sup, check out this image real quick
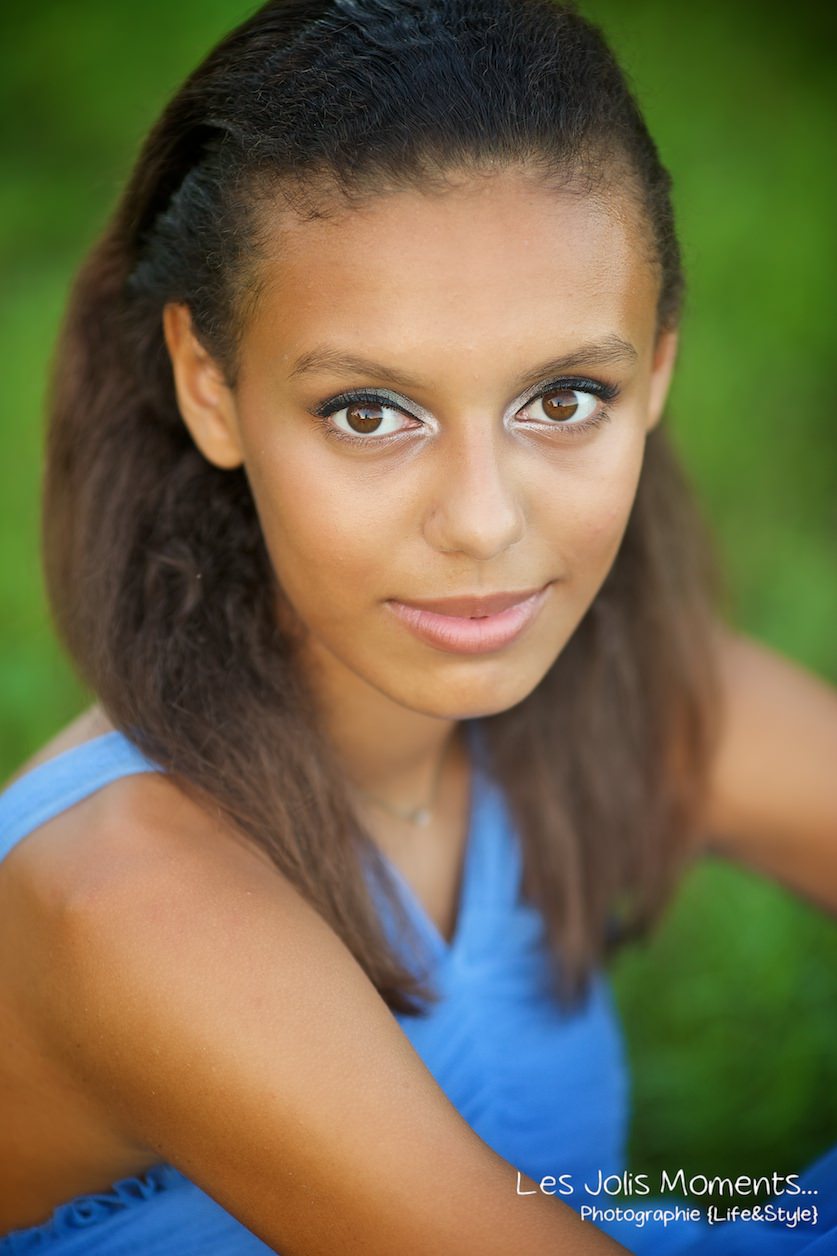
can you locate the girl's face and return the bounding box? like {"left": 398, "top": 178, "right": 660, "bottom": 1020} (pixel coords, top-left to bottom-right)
{"left": 165, "top": 169, "right": 678, "bottom": 722}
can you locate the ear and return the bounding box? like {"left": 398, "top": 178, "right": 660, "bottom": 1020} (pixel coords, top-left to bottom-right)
{"left": 162, "top": 302, "right": 245, "bottom": 469}
{"left": 644, "top": 326, "right": 680, "bottom": 433}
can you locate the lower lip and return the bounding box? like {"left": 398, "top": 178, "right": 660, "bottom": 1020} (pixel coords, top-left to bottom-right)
{"left": 385, "top": 584, "right": 552, "bottom": 655}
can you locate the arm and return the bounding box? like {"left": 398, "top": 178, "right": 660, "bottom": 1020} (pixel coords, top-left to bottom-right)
{"left": 24, "top": 797, "right": 626, "bottom": 1256}
{"left": 699, "top": 623, "right": 837, "bottom": 915}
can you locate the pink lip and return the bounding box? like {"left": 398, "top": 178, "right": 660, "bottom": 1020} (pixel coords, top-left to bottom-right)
{"left": 385, "top": 582, "right": 552, "bottom": 655}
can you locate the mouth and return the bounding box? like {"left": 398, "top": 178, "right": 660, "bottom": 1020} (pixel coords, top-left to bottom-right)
{"left": 385, "top": 582, "right": 553, "bottom": 655}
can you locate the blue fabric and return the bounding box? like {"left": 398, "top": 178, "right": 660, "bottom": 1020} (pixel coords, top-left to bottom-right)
{"left": 0, "top": 729, "right": 833, "bottom": 1254}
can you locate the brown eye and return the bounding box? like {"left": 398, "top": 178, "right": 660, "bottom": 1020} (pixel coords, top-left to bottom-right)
{"left": 524, "top": 387, "right": 598, "bottom": 427}
{"left": 345, "top": 403, "right": 385, "bottom": 434}
{"left": 319, "top": 393, "right": 418, "bottom": 443}
{"left": 540, "top": 389, "right": 580, "bottom": 421}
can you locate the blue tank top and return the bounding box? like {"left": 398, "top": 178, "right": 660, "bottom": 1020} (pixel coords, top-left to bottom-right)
{"left": 0, "top": 730, "right": 834, "bottom": 1255}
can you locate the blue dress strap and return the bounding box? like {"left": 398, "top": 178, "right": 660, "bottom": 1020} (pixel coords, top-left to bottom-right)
{"left": 0, "top": 732, "right": 162, "bottom": 865}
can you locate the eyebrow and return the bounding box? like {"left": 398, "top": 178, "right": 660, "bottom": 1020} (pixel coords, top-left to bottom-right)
{"left": 287, "top": 334, "right": 639, "bottom": 393}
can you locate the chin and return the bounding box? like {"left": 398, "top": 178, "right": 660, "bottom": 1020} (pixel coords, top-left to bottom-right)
{"left": 389, "top": 666, "right": 547, "bottom": 722}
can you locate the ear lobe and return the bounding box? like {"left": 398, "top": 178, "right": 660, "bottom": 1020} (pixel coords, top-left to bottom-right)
{"left": 644, "top": 327, "right": 680, "bottom": 433}
{"left": 162, "top": 302, "right": 245, "bottom": 469}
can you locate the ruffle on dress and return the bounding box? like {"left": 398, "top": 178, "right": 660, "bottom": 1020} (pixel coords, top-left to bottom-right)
{"left": 0, "top": 1165, "right": 185, "bottom": 1253}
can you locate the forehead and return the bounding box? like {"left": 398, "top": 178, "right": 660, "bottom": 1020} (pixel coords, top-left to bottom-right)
{"left": 242, "top": 169, "right": 661, "bottom": 380}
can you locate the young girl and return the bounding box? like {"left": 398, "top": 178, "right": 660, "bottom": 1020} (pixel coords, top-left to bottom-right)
{"left": 1, "top": 1, "right": 834, "bottom": 1252}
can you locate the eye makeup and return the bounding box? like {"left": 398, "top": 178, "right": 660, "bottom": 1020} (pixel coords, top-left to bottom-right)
{"left": 514, "top": 375, "right": 620, "bottom": 437}
{"left": 307, "top": 376, "right": 622, "bottom": 449}
{"left": 308, "top": 387, "right": 430, "bottom": 447}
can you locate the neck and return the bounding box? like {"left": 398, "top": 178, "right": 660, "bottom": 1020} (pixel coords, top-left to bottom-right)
{"left": 328, "top": 694, "right": 462, "bottom": 804}
{"left": 300, "top": 645, "right": 464, "bottom": 803}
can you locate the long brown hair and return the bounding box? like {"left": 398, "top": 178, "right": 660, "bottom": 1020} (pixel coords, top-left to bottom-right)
{"left": 42, "top": 0, "right": 728, "bottom": 1015}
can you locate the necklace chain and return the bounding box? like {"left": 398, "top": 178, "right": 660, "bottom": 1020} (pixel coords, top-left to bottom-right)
{"left": 351, "top": 735, "right": 454, "bottom": 827}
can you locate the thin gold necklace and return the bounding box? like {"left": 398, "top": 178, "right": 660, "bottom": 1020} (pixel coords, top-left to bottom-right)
{"left": 352, "top": 735, "right": 454, "bottom": 827}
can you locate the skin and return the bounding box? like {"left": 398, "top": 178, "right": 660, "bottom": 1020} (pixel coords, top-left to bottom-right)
{"left": 700, "top": 625, "right": 837, "bottom": 915}
{"left": 163, "top": 162, "right": 837, "bottom": 904}
{"left": 0, "top": 166, "right": 832, "bottom": 1247}
{"left": 163, "top": 167, "right": 678, "bottom": 824}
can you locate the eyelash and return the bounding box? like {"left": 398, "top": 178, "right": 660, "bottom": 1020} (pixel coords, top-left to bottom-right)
{"left": 309, "top": 377, "right": 621, "bottom": 448}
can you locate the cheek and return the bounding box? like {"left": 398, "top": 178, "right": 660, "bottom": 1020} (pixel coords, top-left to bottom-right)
{"left": 539, "top": 432, "right": 644, "bottom": 569}
{"left": 242, "top": 434, "right": 405, "bottom": 612}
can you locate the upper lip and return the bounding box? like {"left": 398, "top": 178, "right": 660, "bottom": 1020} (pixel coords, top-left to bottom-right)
{"left": 390, "top": 583, "right": 549, "bottom": 617}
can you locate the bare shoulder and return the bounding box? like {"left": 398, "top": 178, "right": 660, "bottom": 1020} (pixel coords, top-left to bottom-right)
{"left": 0, "top": 703, "right": 276, "bottom": 1069}
{"left": 698, "top": 624, "right": 837, "bottom": 912}
{"left": 0, "top": 717, "right": 276, "bottom": 1221}
{"left": 1, "top": 703, "right": 272, "bottom": 917}
{"left": 4, "top": 719, "right": 620, "bottom": 1252}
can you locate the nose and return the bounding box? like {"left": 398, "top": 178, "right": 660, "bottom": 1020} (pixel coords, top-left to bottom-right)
{"left": 422, "top": 420, "right": 526, "bottom": 560}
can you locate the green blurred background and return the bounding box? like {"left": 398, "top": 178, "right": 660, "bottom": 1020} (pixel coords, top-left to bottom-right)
{"left": 1, "top": 0, "right": 834, "bottom": 1192}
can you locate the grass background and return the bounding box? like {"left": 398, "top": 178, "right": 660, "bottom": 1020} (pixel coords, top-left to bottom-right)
{"left": 1, "top": 0, "right": 834, "bottom": 1191}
